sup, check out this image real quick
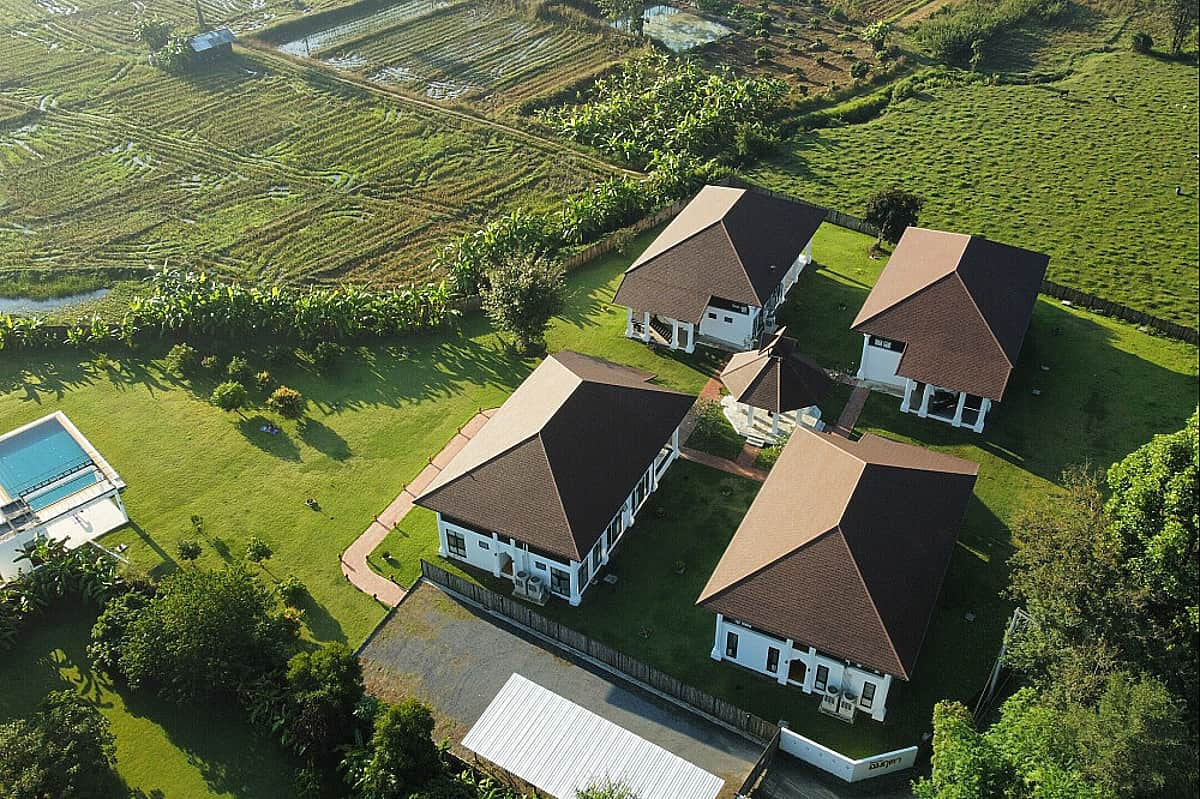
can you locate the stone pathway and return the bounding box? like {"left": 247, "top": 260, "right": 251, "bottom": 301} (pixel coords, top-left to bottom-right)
{"left": 340, "top": 408, "right": 496, "bottom": 607}
{"left": 832, "top": 385, "right": 871, "bottom": 438}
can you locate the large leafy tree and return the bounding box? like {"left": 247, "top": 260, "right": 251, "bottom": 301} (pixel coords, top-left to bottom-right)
{"left": 914, "top": 674, "right": 1195, "bottom": 798}
{"left": 0, "top": 691, "right": 120, "bottom": 799}
{"left": 282, "top": 643, "right": 365, "bottom": 759}
{"left": 1162, "top": 0, "right": 1198, "bottom": 54}
{"left": 863, "top": 187, "right": 924, "bottom": 245}
{"left": 103, "top": 564, "right": 297, "bottom": 702}
{"left": 342, "top": 699, "right": 441, "bottom": 799}
{"left": 481, "top": 253, "right": 567, "bottom": 354}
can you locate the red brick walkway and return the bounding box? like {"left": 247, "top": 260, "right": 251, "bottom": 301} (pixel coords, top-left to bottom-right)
{"left": 340, "top": 408, "right": 497, "bottom": 606}
{"left": 833, "top": 385, "right": 871, "bottom": 437}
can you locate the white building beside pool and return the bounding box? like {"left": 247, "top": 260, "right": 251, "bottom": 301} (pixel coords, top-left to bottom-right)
{"left": 0, "top": 411, "right": 127, "bottom": 583}
{"left": 698, "top": 427, "right": 978, "bottom": 723}
{"left": 415, "top": 352, "right": 693, "bottom": 606}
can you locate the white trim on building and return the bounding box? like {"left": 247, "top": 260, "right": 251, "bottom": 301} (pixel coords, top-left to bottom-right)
{"left": 856, "top": 334, "right": 993, "bottom": 433}
{"left": 708, "top": 613, "right": 893, "bottom": 723}
{"left": 624, "top": 238, "right": 813, "bottom": 354}
{"left": 436, "top": 426, "right": 682, "bottom": 605}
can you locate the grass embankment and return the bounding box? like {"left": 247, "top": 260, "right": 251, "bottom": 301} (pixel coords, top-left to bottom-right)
{"left": 750, "top": 51, "right": 1200, "bottom": 326}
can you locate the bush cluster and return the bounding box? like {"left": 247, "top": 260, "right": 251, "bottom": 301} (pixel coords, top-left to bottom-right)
{"left": 918, "top": 0, "right": 1066, "bottom": 67}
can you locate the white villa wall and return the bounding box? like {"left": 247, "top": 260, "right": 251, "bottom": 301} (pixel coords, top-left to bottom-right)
{"left": 857, "top": 336, "right": 907, "bottom": 391}
{"left": 699, "top": 304, "right": 759, "bottom": 350}
{"left": 778, "top": 728, "right": 918, "bottom": 783}
{"left": 710, "top": 615, "right": 892, "bottom": 722}
{"left": 437, "top": 428, "right": 681, "bottom": 605}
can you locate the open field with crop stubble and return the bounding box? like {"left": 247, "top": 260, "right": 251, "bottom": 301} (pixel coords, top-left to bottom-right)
{"left": 257, "top": 0, "right": 641, "bottom": 111}
{"left": 750, "top": 51, "right": 1200, "bottom": 326}
{"left": 0, "top": 38, "right": 607, "bottom": 286}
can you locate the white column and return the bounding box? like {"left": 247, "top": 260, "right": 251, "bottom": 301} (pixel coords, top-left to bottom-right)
{"left": 918, "top": 383, "right": 933, "bottom": 417}
{"left": 974, "top": 399, "right": 992, "bottom": 433}
{"left": 857, "top": 335, "right": 870, "bottom": 381}
{"left": 641, "top": 312, "right": 651, "bottom": 342}
{"left": 683, "top": 322, "right": 695, "bottom": 353}
{"left": 873, "top": 674, "right": 894, "bottom": 722}
{"left": 901, "top": 377, "right": 915, "bottom": 412}
{"left": 569, "top": 560, "right": 582, "bottom": 606}
{"left": 711, "top": 615, "right": 725, "bottom": 660}
{"left": 625, "top": 307, "right": 633, "bottom": 338}
{"left": 952, "top": 391, "right": 968, "bottom": 427}
{"left": 491, "top": 532, "right": 501, "bottom": 578}
{"left": 746, "top": 404, "right": 755, "bottom": 427}
{"left": 802, "top": 647, "right": 818, "bottom": 694}
{"left": 777, "top": 638, "right": 794, "bottom": 685}
{"left": 670, "top": 319, "right": 680, "bottom": 349}
{"left": 804, "top": 239, "right": 813, "bottom": 263}
{"left": 770, "top": 412, "right": 780, "bottom": 439}
{"left": 436, "top": 513, "right": 448, "bottom": 557}
{"left": 671, "top": 426, "right": 680, "bottom": 456}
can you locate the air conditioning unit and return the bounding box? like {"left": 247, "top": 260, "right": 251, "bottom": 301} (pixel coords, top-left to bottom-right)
{"left": 514, "top": 570, "right": 528, "bottom": 591}
{"left": 526, "top": 574, "right": 547, "bottom": 605}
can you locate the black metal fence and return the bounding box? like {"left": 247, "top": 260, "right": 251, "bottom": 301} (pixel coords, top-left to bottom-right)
{"left": 419, "top": 559, "right": 780, "bottom": 743}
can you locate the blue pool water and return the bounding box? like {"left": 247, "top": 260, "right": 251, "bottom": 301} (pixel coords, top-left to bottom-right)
{"left": 27, "top": 471, "right": 100, "bottom": 510}
{"left": 0, "top": 418, "right": 94, "bottom": 500}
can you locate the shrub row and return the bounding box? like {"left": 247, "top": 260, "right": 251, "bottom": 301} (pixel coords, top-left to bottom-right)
{"left": 918, "top": 0, "right": 1067, "bottom": 67}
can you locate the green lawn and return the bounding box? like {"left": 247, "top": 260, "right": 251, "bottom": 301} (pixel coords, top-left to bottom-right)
{"left": 396, "top": 225, "right": 1198, "bottom": 758}
{"left": 0, "top": 225, "right": 716, "bottom": 796}
{"left": 1, "top": 222, "right": 1194, "bottom": 784}
{"left": 750, "top": 51, "right": 1200, "bottom": 326}
{"left": 685, "top": 397, "right": 748, "bottom": 460}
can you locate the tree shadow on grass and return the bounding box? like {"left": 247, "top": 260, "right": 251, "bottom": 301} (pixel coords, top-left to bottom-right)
{"left": 298, "top": 417, "right": 350, "bottom": 461}
{"left": 126, "top": 521, "right": 178, "bottom": 579}
{"left": 236, "top": 415, "right": 301, "bottom": 461}
{"left": 122, "top": 689, "right": 297, "bottom": 798}
{"left": 299, "top": 593, "right": 346, "bottom": 644}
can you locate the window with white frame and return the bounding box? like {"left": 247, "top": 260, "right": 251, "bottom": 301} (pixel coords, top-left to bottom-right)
{"left": 549, "top": 567, "right": 570, "bottom": 597}
{"left": 861, "top": 681, "right": 876, "bottom": 709}
{"left": 766, "top": 647, "right": 780, "bottom": 674}
{"left": 725, "top": 631, "right": 739, "bottom": 658}
{"left": 815, "top": 664, "right": 829, "bottom": 691}
{"left": 446, "top": 530, "right": 466, "bottom": 558}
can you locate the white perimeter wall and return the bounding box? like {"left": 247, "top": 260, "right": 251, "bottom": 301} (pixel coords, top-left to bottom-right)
{"left": 778, "top": 728, "right": 918, "bottom": 783}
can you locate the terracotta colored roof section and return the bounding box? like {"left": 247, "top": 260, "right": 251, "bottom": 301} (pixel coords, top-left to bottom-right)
{"left": 852, "top": 227, "right": 1049, "bottom": 400}
{"left": 415, "top": 352, "right": 694, "bottom": 563}
{"left": 613, "top": 186, "right": 826, "bottom": 323}
{"left": 697, "top": 428, "right": 978, "bottom": 679}
{"left": 720, "top": 328, "right": 831, "bottom": 413}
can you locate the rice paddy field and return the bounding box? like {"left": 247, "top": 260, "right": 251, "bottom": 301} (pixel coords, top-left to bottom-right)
{"left": 0, "top": 32, "right": 608, "bottom": 286}
{"left": 255, "top": 0, "right": 643, "bottom": 112}
{"left": 749, "top": 50, "right": 1200, "bottom": 326}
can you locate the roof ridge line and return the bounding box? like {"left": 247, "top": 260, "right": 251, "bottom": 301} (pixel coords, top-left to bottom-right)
{"left": 952, "top": 257, "right": 1015, "bottom": 369}
{"left": 837, "top": 522, "right": 908, "bottom": 678}
{"left": 698, "top": 526, "right": 841, "bottom": 606}
{"left": 624, "top": 218, "right": 724, "bottom": 275}
{"left": 718, "top": 219, "right": 764, "bottom": 305}
{"left": 536, "top": 432, "right": 582, "bottom": 561}
{"left": 853, "top": 271, "right": 959, "bottom": 331}
{"left": 416, "top": 432, "right": 542, "bottom": 503}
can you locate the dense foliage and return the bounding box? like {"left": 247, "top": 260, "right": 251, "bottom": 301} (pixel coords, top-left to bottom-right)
{"left": 864, "top": 187, "right": 924, "bottom": 244}
{"left": 916, "top": 414, "right": 1200, "bottom": 796}
{"left": 0, "top": 691, "right": 120, "bottom": 799}
{"left": 1162, "top": 0, "right": 1198, "bottom": 54}
{"left": 481, "top": 254, "right": 567, "bottom": 352}
{"left": 211, "top": 380, "right": 248, "bottom": 412}
{"left": 539, "top": 53, "right": 786, "bottom": 170}
{"left": 918, "top": 0, "right": 1066, "bottom": 67}
{"left": 914, "top": 674, "right": 1195, "bottom": 798}
{"left": 95, "top": 564, "right": 298, "bottom": 702}
{"left": 0, "top": 538, "right": 124, "bottom": 651}
{"left": 0, "top": 270, "right": 454, "bottom": 352}
{"left": 342, "top": 699, "right": 443, "bottom": 798}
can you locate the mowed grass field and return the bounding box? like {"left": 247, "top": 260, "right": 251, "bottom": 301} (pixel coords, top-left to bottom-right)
{"left": 750, "top": 51, "right": 1200, "bottom": 326}
{"left": 257, "top": 0, "right": 642, "bottom": 112}
{"left": 0, "top": 5, "right": 609, "bottom": 286}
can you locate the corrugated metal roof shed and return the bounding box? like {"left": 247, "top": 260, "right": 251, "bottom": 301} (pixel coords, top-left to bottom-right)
{"left": 462, "top": 673, "right": 724, "bottom": 799}
{"left": 188, "top": 27, "right": 236, "bottom": 52}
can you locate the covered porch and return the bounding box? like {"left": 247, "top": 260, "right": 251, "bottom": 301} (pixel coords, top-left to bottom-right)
{"left": 625, "top": 308, "right": 696, "bottom": 354}
{"left": 900, "top": 378, "right": 992, "bottom": 433}
{"left": 718, "top": 328, "right": 831, "bottom": 446}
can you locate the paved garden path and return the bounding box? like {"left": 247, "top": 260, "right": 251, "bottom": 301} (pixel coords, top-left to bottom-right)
{"left": 340, "top": 409, "right": 497, "bottom": 606}
{"left": 678, "top": 377, "right": 769, "bottom": 482}
{"left": 833, "top": 384, "right": 871, "bottom": 437}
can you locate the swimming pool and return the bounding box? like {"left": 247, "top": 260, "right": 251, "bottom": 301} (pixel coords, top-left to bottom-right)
{"left": 26, "top": 471, "right": 101, "bottom": 511}
{"left": 0, "top": 418, "right": 94, "bottom": 500}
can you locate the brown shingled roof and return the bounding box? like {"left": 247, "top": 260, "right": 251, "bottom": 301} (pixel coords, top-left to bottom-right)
{"left": 697, "top": 428, "right": 978, "bottom": 679}
{"left": 720, "top": 328, "right": 831, "bottom": 413}
{"left": 852, "top": 227, "right": 1049, "bottom": 400}
{"left": 613, "top": 186, "right": 826, "bottom": 324}
{"left": 415, "top": 352, "right": 694, "bottom": 563}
